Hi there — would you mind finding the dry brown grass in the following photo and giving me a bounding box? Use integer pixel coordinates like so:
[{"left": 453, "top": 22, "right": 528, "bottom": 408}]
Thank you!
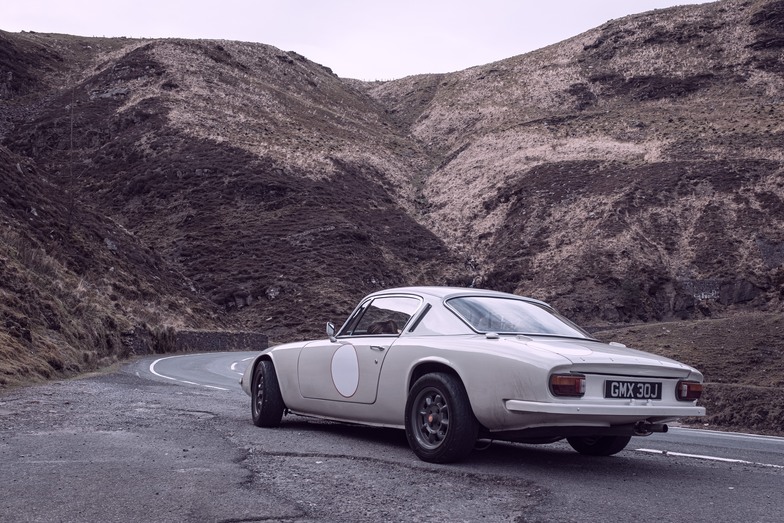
[{"left": 0, "top": 236, "right": 123, "bottom": 386}]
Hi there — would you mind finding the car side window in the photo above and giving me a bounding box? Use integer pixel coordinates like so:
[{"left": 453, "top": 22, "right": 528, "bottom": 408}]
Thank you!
[
  {"left": 346, "top": 296, "right": 421, "bottom": 336},
  {"left": 339, "top": 301, "right": 370, "bottom": 336}
]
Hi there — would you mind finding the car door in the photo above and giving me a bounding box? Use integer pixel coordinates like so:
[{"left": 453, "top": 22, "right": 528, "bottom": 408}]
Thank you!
[{"left": 297, "top": 295, "right": 421, "bottom": 404}]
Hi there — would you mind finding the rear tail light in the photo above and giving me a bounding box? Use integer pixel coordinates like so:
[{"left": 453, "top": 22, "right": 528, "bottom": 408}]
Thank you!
[
  {"left": 676, "top": 380, "right": 703, "bottom": 401},
  {"left": 550, "top": 374, "right": 586, "bottom": 397}
]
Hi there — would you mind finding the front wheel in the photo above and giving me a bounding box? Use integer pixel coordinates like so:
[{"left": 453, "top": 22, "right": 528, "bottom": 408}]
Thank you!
[
  {"left": 405, "top": 372, "right": 478, "bottom": 463},
  {"left": 251, "top": 359, "right": 284, "bottom": 428},
  {"left": 566, "top": 435, "right": 631, "bottom": 456}
]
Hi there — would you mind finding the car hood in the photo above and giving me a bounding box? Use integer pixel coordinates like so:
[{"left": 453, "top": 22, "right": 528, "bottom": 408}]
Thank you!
[{"left": 510, "top": 336, "right": 698, "bottom": 379}]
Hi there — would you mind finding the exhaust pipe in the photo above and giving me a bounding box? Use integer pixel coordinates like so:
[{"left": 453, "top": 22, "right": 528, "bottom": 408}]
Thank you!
[{"left": 634, "top": 421, "right": 669, "bottom": 436}]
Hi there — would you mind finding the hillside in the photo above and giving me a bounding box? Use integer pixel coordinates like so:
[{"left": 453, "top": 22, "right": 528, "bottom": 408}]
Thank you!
[
  {"left": 0, "top": 142, "right": 222, "bottom": 384},
  {"left": 367, "top": 0, "right": 784, "bottom": 323},
  {"left": 1, "top": 0, "right": 783, "bottom": 431}
]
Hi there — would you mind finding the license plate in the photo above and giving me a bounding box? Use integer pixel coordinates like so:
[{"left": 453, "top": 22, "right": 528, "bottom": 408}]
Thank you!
[{"left": 605, "top": 380, "right": 662, "bottom": 399}]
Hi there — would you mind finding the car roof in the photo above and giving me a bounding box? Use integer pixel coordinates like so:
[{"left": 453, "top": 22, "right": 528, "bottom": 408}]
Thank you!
[{"left": 366, "top": 286, "right": 550, "bottom": 307}]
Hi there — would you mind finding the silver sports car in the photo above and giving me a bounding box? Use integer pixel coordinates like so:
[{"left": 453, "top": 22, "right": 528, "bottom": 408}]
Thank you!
[{"left": 241, "top": 286, "right": 705, "bottom": 463}]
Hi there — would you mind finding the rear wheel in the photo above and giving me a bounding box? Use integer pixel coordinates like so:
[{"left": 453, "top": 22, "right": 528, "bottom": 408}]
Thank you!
[
  {"left": 251, "top": 360, "right": 284, "bottom": 428},
  {"left": 566, "top": 435, "right": 631, "bottom": 456},
  {"left": 405, "top": 372, "right": 478, "bottom": 463}
]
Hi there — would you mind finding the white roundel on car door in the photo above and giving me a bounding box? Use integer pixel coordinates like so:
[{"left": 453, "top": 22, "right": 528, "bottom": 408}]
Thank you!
[{"left": 331, "top": 344, "right": 359, "bottom": 397}]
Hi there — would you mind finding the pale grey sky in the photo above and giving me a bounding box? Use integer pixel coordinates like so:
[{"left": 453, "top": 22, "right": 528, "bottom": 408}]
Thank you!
[{"left": 4, "top": 0, "right": 712, "bottom": 80}]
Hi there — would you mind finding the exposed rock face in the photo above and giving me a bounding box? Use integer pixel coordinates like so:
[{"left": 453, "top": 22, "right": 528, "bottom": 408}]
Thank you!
[{"left": 1, "top": 0, "right": 782, "bottom": 385}]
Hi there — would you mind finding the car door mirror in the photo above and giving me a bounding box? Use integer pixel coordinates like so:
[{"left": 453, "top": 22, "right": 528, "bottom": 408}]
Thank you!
[{"left": 326, "top": 321, "right": 337, "bottom": 342}]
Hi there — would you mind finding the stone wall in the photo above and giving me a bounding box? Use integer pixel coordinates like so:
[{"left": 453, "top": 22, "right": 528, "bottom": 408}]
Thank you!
[
  {"left": 173, "top": 330, "right": 268, "bottom": 353},
  {"left": 122, "top": 325, "right": 267, "bottom": 355}
]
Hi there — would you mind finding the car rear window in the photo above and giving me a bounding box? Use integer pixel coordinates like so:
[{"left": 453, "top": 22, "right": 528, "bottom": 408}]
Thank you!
[{"left": 445, "top": 296, "right": 590, "bottom": 338}]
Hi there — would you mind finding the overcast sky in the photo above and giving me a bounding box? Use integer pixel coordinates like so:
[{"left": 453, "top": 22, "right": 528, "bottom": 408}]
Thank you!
[{"left": 5, "top": 0, "right": 712, "bottom": 80}]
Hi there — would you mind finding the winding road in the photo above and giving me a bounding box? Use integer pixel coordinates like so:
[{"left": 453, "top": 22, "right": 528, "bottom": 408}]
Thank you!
[{"left": 2, "top": 351, "right": 782, "bottom": 522}]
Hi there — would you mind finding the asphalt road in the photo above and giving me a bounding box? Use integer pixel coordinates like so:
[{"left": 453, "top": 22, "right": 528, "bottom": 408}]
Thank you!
[{"left": 1, "top": 351, "right": 782, "bottom": 522}]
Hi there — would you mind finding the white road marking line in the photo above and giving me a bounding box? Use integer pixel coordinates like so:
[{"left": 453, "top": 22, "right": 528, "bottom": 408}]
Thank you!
[
  {"left": 635, "top": 448, "right": 784, "bottom": 469},
  {"left": 149, "top": 356, "right": 230, "bottom": 391},
  {"left": 668, "top": 426, "right": 784, "bottom": 443},
  {"left": 231, "top": 357, "right": 255, "bottom": 375},
  {"left": 149, "top": 356, "right": 182, "bottom": 381}
]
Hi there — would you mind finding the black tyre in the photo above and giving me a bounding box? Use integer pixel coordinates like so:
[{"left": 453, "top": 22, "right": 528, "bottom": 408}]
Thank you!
[
  {"left": 405, "top": 372, "right": 478, "bottom": 463},
  {"left": 251, "top": 359, "right": 285, "bottom": 428},
  {"left": 566, "top": 435, "right": 631, "bottom": 456}
]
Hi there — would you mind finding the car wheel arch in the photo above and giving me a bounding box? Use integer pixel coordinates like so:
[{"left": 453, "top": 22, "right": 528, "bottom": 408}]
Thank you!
[
  {"left": 408, "top": 360, "right": 462, "bottom": 391},
  {"left": 251, "top": 352, "right": 277, "bottom": 373},
  {"left": 246, "top": 354, "right": 265, "bottom": 378},
  {"left": 407, "top": 360, "right": 483, "bottom": 426},
  {"left": 253, "top": 353, "right": 284, "bottom": 385}
]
